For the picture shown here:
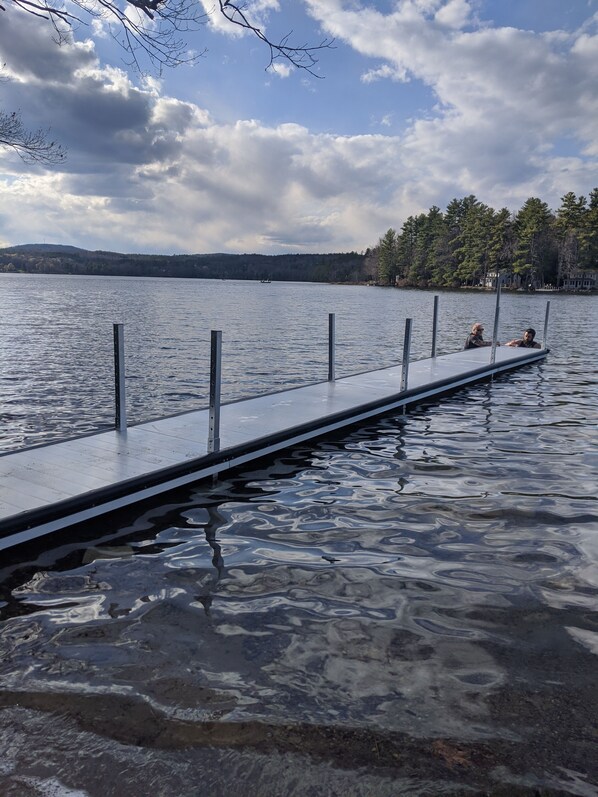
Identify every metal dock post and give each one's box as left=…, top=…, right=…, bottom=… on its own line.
left=328, top=313, right=336, bottom=382
left=491, top=279, right=501, bottom=364
left=113, top=323, right=127, bottom=432
left=431, top=295, right=439, bottom=358
left=208, top=330, right=222, bottom=454
left=400, top=318, right=412, bottom=392
left=543, top=301, right=551, bottom=348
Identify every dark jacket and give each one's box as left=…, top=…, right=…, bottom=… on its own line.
left=464, top=333, right=485, bottom=350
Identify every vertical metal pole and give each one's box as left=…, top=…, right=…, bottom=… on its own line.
left=542, top=301, right=550, bottom=349
left=113, top=323, right=127, bottom=432
left=431, top=295, right=439, bottom=358
left=328, top=313, right=336, bottom=381
left=400, top=318, right=412, bottom=392
left=491, top=278, right=501, bottom=364
left=208, top=330, right=222, bottom=454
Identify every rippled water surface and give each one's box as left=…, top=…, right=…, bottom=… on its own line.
left=1, top=273, right=588, bottom=449
left=0, top=276, right=597, bottom=796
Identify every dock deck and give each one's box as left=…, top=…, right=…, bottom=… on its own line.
left=0, top=345, right=547, bottom=551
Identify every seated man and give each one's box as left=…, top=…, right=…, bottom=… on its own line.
left=464, top=322, right=498, bottom=349
left=505, top=327, right=541, bottom=349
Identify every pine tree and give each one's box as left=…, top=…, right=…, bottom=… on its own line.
left=376, top=228, right=398, bottom=284
left=396, top=216, right=418, bottom=283
left=453, top=201, right=494, bottom=286
left=486, top=208, right=514, bottom=285
left=407, top=214, right=433, bottom=285
left=555, top=192, right=588, bottom=284
left=514, top=198, right=555, bottom=287
left=585, top=188, right=598, bottom=270
left=409, top=206, right=447, bottom=287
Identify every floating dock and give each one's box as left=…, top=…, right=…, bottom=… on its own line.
left=0, top=345, right=547, bottom=551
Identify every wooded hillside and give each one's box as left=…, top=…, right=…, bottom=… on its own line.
left=0, top=247, right=370, bottom=283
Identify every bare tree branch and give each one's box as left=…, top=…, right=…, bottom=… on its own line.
left=0, top=109, right=66, bottom=164
left=1, top=0, right=334, bottom=74
left=5, top=0, right=207, bottom=71
left=218, top=1, right=334, bottom=77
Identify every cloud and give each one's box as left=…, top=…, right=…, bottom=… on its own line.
left=1, top=1, right=598, bottom=256
left=0, top=18, right=96, bottom=83
left=303, top=0, right=598, bottom=209
left=0, top=15, right=402, bottom=253
left=0, top=4, right=400, bottom=254
left=434, top=0, right=472, bottom=29
left=361, top=64, right=405, bottom=84
left=269, top=62, right=293, bottom=78
left=198, top=0, right=281, bottom=37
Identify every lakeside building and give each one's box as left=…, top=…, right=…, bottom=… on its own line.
left=561, top=270, right=598, bottom=291
left=482, top=272, right=522, bottom=289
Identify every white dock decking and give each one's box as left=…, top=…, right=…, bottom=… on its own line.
left=0, top=345, right=547, bottom=551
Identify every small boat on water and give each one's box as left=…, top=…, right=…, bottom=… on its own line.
left=260, top=278, right=271, bottom=283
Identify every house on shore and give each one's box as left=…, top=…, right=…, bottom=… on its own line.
left=561, top=270, right=598, bottom=291
left=482, top=271, right=522, bottom=289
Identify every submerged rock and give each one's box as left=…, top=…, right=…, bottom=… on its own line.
left=82, top=545, right=135, bottom=564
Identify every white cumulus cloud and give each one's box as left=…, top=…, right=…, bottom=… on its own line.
left=1, top=1, right=597, bottom=256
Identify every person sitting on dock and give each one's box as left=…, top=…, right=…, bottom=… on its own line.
left=464, top=322, right=498, bottom=349
left=505, top=327, right=541, bottom=349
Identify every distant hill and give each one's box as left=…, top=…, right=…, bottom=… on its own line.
left=0, top=244, right=373, bottom=284
left=1, top=243, right=96, bottom=255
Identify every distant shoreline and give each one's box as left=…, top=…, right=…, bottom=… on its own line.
left=2, top=270, right=595, bottom=295
left=1, top=245, right=596, bottom=293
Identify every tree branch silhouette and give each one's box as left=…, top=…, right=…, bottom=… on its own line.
left=1, top=0, right=334, bottom=74
left=0, top=109, right=66, bottom=164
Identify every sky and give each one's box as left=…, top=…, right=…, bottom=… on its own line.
left=0, top=0, right=597, bottom=255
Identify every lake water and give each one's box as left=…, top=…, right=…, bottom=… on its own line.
left=0, top=275, right=597, bottom=796
left=0, top=273, right=581, bottom=449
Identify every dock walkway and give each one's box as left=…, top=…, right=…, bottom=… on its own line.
left=0, top=345, right=546, bottom=550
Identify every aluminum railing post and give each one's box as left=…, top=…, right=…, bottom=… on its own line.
left=328, top=313, right=336, bottom=382
left=208, top=330, right=222, bottom=454
left=401, top=318, right=412, bottom=392
left=491, top=279, right=501, bottom=364
left=431, top=295, right=439, bottom=358
left=113, top=323, right=127, bottom=432
left=543, top=301, right=551, bottom=349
